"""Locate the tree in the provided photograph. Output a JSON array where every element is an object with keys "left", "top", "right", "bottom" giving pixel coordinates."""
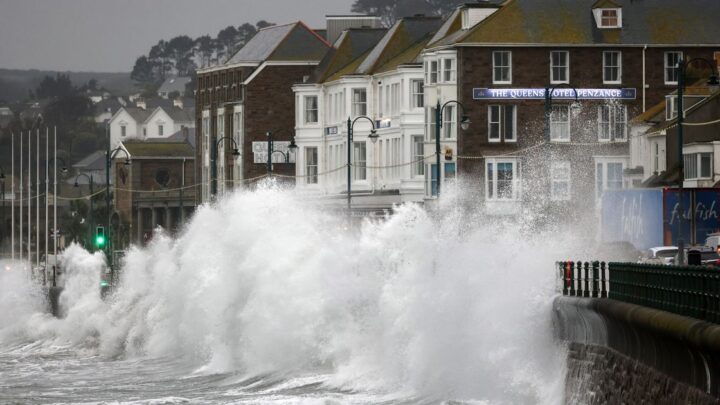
[
  {"left": 256, "top": 20, "right": 275, "bottom": 29},
  {"left": 351, "top": 0, "right": 463, "bottom": 26},
  {"left": 36, "top": 74, "right": 75, "bottom": 99},
  {"left": 131, "top": 55, "right": 156, "bottom": 84}
]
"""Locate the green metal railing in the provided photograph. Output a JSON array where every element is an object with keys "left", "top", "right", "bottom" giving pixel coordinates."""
[{"left": 557, "top": 261, "right": 720, "bottom": 324}]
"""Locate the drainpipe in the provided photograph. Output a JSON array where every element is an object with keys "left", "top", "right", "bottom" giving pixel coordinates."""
[{"left": 642, "top": 44, "right": 647, "bottom": 112}]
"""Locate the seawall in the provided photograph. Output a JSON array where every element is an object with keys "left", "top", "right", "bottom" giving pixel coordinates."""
[{"left": 554, "top": 296, "right": 720, "bottom": 403}]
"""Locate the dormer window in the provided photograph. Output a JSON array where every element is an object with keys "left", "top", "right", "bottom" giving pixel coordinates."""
[
  {"left": 600, "top": 9, "right": 619, "bottom": 27},
  {"left": 592, "top": 4, "right": 622, "bottom": 29}
]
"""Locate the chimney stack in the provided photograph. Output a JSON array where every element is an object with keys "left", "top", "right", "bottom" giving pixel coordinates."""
[{"left": 136, "top": 98, "right": 146, "bottom": 110}]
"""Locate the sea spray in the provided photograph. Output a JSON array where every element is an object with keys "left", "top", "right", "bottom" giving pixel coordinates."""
[{"left": 0, "top": 186, "right": 572, "bottom": 403}]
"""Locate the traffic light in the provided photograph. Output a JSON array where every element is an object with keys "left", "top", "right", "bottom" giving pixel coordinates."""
[{"left": 95, "top": 226, "right": 106, "bottom": 248}]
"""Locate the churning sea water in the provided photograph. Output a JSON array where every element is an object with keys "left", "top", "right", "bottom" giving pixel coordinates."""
[{"left": 0, "top": 184, "right": 574, "bottom": 404}]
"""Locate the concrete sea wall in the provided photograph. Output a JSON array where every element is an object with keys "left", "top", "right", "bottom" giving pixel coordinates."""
[{"left": 554, "top": 296, "right": 720, "bottom": 403}]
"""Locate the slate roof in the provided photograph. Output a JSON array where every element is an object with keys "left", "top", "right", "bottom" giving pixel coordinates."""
[
  {"left": 122, "top": 141, "right": 195, "bottom": 158},
  {"left": 454, "top": 0, "right": 720, "bottom": 46},
  {"left": 321, "top": 16, "right": 442, "bottom": 82},
  {"left": 314, "top": 28, "right": 387, "bottom": 83},
  {"left": 158, "top": 77, "right": 192, "bottom": 95},
  {"left": 427, "top": 8, "right": 463, "bottom": 46},
  {"left": 72, "top": 150, "right": 106, "bottom": 170},
  {"left": 357, "top": 16, "right": 442, "bottom": 74},
  {"left": 225, "top": 22, "right": 330, "bottom": 65},
  {"left": 163, "top": 107, "right": 195, "bottom": 122},
  {"left": 123, "top": 107, "right": 153, "bottom": 123}
]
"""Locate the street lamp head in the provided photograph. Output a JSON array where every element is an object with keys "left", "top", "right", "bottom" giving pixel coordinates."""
[
  {"left": 368, "top": 129, "right": 379, "bottom": 144},
  {"left": 123, "top": 159, "right": 132, "bottom": 166},
  {"left": 460, "top": 116, "right": 471, "bottom": 131},
  {"left": 61, "top": 166, "right": 68, "bottom": 174},
  {"left": 288, "top": 138, "right": 298, "bottom": 149},
  {"left": 73, "top": 182, "right": 79, "bottom": 188},
  {"left": 231, "top": 148, "right": 241, "bottom": 156}
]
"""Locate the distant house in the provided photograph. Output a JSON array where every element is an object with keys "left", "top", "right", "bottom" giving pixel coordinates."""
[
  {"left": 158, "top": 77, "right": 192, "bottom": 98},
  {"left": 0, "top": 107, "right": 13, "bottom": 129},
  {"left": 108, "top": 98, "right": 195, "bottom": 149},
  {"left": 94, "top": 96, "right": 127, "bottom": 124}
]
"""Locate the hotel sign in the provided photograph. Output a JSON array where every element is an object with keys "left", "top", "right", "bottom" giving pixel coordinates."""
[{"left": 472, "top": 88, "right": 636, "bottom": 100}]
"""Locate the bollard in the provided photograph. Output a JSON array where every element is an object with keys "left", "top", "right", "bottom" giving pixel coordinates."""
[
  {"left": 592, "top": 261, "right": 600, "bottom": 298},
  {"left": 569, "top": 261, "right": 577, "bottom": 296},
  {"left": 601, "top": 262, "right": 608, "bottom": 299},
  {"left": 563, "top": 261, "right": 570, "bottom": 296},
  {"left": 583, "top": 262, "right": 590, "bottom": 298}
]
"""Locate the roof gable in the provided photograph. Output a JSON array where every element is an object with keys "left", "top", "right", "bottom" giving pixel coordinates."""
[
  {"left": 315, "top": 28, "right": 387, "bottom": 82},
  {"left": 225, "top": 22, "right": 330, "bottom": 65},
  {"left": 592, "top": 0, "right": 620, "bottom": 8},
  {"left": 357, "top": 16, "right": 442, "bottom": 75}
]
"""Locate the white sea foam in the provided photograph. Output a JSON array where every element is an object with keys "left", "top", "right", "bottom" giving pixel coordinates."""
[{"left": 0, "top": 184, "right": 575, "bottom": 403}]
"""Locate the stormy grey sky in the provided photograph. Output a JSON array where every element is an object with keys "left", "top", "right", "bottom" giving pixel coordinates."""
[{"left": 0, "top": 0, "right": 355, "bottom": 72}]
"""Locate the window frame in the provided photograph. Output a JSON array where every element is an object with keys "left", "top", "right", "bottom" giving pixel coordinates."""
[
  {"left": 492, "top": 51, "right": 512, "bottom": 84},
  {"left": 549, "top": 105, "right": 571, "bottom": 142},
  {"left": 603, "top": 51, "right": 622, "bottom": 84},
  {"left": 442, "top": 58, "right": 456, "bottom": 83},
  {"left": 595, "top": 159, "right": 627, "bottom": 200},
  {"left": 683, "top": 152, "right": 713, "bottom": 180},
  {"left": 411, "top": 79, "right": 424, "bottom": 109},
  {"left": 550, "top": 161, "right": 571, "bottom": 201},
  {"left": 598, "top": 104, "right": 627, "bottom": 142},
  {"left": 487, "top": 104, "right": 517, "bottom": 143},
  {"left": 412, "top": 135, "right": 424, "bottom": 177},
  {"left": 600, "top": 9, "right": 619, "bottom": 28},
  {"left": 353, "top": 141, "right": 367, "bottom": 181},
  {"left": 550, "top": 51, "right": 570, "bottom": 84},
  {"left": 430, "top": 60, "right": 438, "bottom": 84},
  {"left": 443, "top": 105, "right": 456, "bottom": 139},
  {"left": 304, "top": 95, "right": 319, "bottom": 124},
  {"left": 352, "top": 88, "right": 367, "bottom": 117},
  {"left": 664, "top": 51, "right": 683, "bottom": 85},
  {"left": 305, "top": 147, "right": 318, "bottom": 185},
  {"left": 485, "top": 158, "right": 520, "bottom": 201}
]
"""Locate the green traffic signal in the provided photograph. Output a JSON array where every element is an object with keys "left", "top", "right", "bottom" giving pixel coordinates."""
[{"left": 95, "top": 226, "right": 106, "bottom": 248}]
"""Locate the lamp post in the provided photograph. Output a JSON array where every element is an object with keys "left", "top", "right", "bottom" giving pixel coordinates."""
[
  {"left": 74, "top": 173, "right": 94, "bottom": 249},
  {"left": 0, "top": 168, "right": 5, "bottom": 250},
  {"left": 105, "top": 145, "right": 131, "bottom": 276},
  {"left": 434, "top": 101, "right": 470, "bottom": 198},
  {"left": 675, "top": 58, "right": 720, "bottom": 265},
  {"left": 346, "top": 116, "right": 378, "bottom": 219},
  {"left": 265, "top": 129, "right": 298, "bottom": 175},
  {"left": 48, "top": 155, "right": 67, "bottom": 286},
  {"left": 544, "top": 83, "right": 579, "bottom": 142},
  {"left": 212, "top": 137, "right": 240, "bottom": 198}
]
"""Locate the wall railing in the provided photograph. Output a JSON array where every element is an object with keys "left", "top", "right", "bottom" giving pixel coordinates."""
[{"left": 557, "top": 261, "right": 720, "bottom": 324}]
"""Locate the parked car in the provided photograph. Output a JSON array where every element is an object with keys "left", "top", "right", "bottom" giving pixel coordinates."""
[{"left": 639, "top": 246, "right": 678, "bottom": 264}]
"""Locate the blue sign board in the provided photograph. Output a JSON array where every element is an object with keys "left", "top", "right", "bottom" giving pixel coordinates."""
[
  {"left": 601, "top": 189, "right": 663, "bottom": 250},
  {"left": 663, "top": 189, "right": 720, "bottom": 245},
  {"left": 473, "top": 88, "right": 636, "bottom": 100}
]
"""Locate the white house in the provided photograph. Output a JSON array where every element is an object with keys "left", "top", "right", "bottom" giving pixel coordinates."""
[
  {"left": 293, "top": 16, "right": 443, "bottom": 213},
  {"left": 109, "top": 104, "right": 195, "bottom": 150}
]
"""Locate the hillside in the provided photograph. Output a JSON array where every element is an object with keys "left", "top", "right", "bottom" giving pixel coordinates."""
[{"left": 0, "top": 69, "right": 137, "bottom": 103}]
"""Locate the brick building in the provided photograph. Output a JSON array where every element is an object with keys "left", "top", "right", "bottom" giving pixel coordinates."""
[
  {"left": 422, "top": 0, "right": 720, "bottom": 222},
  {"left": 195, "top": 22, "right": 331, "bottom": 202},
  {"left": 114, "top": 140, "right": 195, "bottom": 245}
]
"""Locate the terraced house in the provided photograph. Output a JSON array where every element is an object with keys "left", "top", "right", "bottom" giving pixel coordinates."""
[
  {"left": 293, "top": 16, "right": 443, "bottom": 213},
  {"left": 195, "top": 22, "right": 331, "bottom": 202},
  {"left": 423, "top": 0, "right": 720, "bottom": 223}
]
